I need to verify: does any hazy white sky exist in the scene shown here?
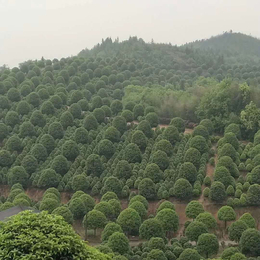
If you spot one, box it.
[0,0,259,67]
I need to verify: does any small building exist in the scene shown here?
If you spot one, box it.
[0,206,40,222]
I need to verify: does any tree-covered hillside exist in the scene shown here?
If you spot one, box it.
[1,33,260,259]
[185,32,260,61]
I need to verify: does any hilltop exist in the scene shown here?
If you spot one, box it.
[185,32,260,60]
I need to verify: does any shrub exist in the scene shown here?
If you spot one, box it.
[107,232,129,255]
[163,126,180,145]
[51,155,69,176]
[38,169,60,188]
[124,143,142,163]
[139,218,165,240]
[173,178,192,200]
[117,208,141,235]
[209,181,226,202]
[62,140,79,161]
[72,175,90,192]
[151,150,169,171]
[101,223,123,242]
[138,178,156,199]
[132,130,147,150]
[170,117,185,133]
[178,162,197,184]
[8,166,29,187]
[52,206,73,224]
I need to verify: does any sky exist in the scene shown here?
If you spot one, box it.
[0,0,259,67]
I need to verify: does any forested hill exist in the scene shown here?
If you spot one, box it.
[78,36,219,71]
[185,32,260,59]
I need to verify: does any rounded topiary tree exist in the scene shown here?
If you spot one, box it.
[93,108,105,123]
[225,123,241,139]
[30,110,46,127]
[196,212,217,230]
[239,213,256,228]
[51,155,69,176]
[218,143,238,162]
[83,210,107,236]
[112,116,127,134]
[200,119,214,135]
[217,206,236,228]
[86,154,103,176]
[173,178,192,200]
[83,114,98,131]
[147,249,167,260]
[62,140,79,161]
[178,162,197,184]
[156,208,179,235]
[72,175,90,192]
[5,111,19,127]
[8,166,29,187]
[0,150,13,167]
[133,104,144,119]
[104,126,120,143]
[52,206,73,224]
[48,122,64,139]
[129,195,149,209]
[156,201,175,213]
[217,156,239,178]
[60,111,74,129]
[37,169,60,188]
[214,166,234,188]
[185,221,208,242]
[21,155,38,175]
[197,233,219,258]
[137,120,153,138]
[98,139,115,158]
[163,126,180,145]
[131,130,147,150]
[240,228,260,256]
[0,123,8,142]
[193,125,209,140]
[107,232,129,255]
[102,177,122,196]
[209,181,226,202]
[247,184,260,206]
[124,143,142,163]
[101,223,123,242]
[94,201,114,220]
[170,117,185,133]
[69,198,86,220]
[6,135,23,152]
[178,248,201,260]
[114,160,132,179]
[190,135,208,154]
[110,100,123,115]
[228,220,248,243]
[17,101,30,115]
[139,218,165,240]
[129,201,147,219]
[185,201,204,220]
[40,134,55,154]
[145,112,159,127]
[144,163,162,183]
[41,101,55,115]
[151,150,169,171]
[184,148,201,169]
[117,208,141,235]
[74,127,88,144]
[138,178,156,199]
